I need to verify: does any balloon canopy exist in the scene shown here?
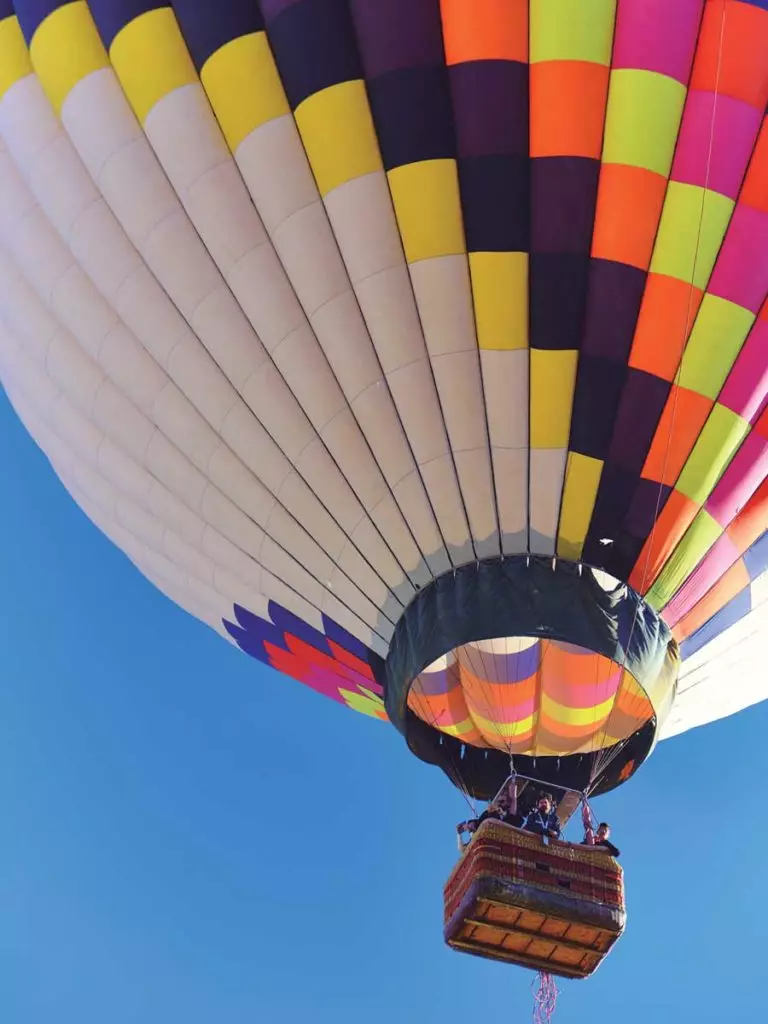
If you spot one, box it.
[1,0,766,798]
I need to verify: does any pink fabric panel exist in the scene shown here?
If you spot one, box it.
[612,0,703,80]
[719,320,768,421]
[672,91,762,198]
[663,532,740,625]
[708,206,768,312]
[706,431,768,527]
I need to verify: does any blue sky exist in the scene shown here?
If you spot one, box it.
[2,386,766,1024]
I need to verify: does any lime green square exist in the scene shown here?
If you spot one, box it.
[650,183,734,289]
[602,70,686,176]
[647,508,722,610]
[676,404,749,505]
[530,0,617,65]
[679,295,754,398]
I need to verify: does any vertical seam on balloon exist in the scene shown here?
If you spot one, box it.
[0,104,397,645]
[552,2,621,566]
[339,9,482,567]
[1,307,392,644]
[438,48,504,560]
[79,12,424,606]
[259,7,471,572]
[636,6,767,600]
[580,4,711,563]
[87,5,433,596]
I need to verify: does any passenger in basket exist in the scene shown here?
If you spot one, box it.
[456,784,522,839]
[522,793,561,839]
[584,821,621,858]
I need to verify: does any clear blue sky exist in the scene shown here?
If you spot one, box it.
[2,386,766,1024]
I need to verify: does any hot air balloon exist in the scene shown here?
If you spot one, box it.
[1,0,767,981]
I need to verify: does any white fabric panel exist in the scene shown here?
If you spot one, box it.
[529,449,568,555]
[661,579,768,740]
[141,86,423,582]
[236,122,452,572]
[409,255,498,553]
[234,113,318,234]
[59,73,422,585]
[480,349,529,551]
[0,301,388,639]
[0,125,404,617]
[1,331,387,651]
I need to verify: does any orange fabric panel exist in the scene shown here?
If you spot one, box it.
[642,387,713,485]
[630,274,703,379]
[689,0,768,109]
[740,116,768,213]
[441,0,528,65]
[591,164,668,269]
[530,61,610,159]
[726,477,768,551]
[672,558,751,642]
[629,490,699,592]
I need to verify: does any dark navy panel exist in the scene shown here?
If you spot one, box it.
[14,0,76,42]
[172,0,264,71]
[680,588,753,660]
[623,476,672,539]
[607,368,671,473]
[743,530,768,580]
[263,0,363,109]
[459,155,529,253]
[88,0,165,51]
[260,0,302,20]
[0,0,15,21]
[582,260,647,361]
[350,0,443,79]
[569,356,628,459]
[529,252,590,350]
[366,64,454,169]
[583,465,639,560]
[449,59,528,159]
[597,530,645,584]
[594,475,672,583]
[530,156,600,254]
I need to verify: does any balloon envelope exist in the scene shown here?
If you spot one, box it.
[0,0,766,795]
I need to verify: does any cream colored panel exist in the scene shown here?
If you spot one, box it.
[353,263,427,375]
[2,299,384,633]
[480,349,529,450]
[234,113,318,234]
[4,334,386,642]
[489,448,528,550]
[324,170,402,284]
[529,448,568,554]
[61,72,422,584]
[410,255,477,357]
[0,96,408,595]
[271,199,350,316]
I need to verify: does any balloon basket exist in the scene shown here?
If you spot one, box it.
[444,820,625,979]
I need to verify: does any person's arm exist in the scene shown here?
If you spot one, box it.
[581,803,594,845]
[549,815,562,838]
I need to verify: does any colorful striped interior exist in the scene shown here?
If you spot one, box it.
[0,1,766,745]
[407,636,656,756]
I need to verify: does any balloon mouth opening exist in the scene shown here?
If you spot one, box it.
[381,556,679,800]
[406,635,657,759]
